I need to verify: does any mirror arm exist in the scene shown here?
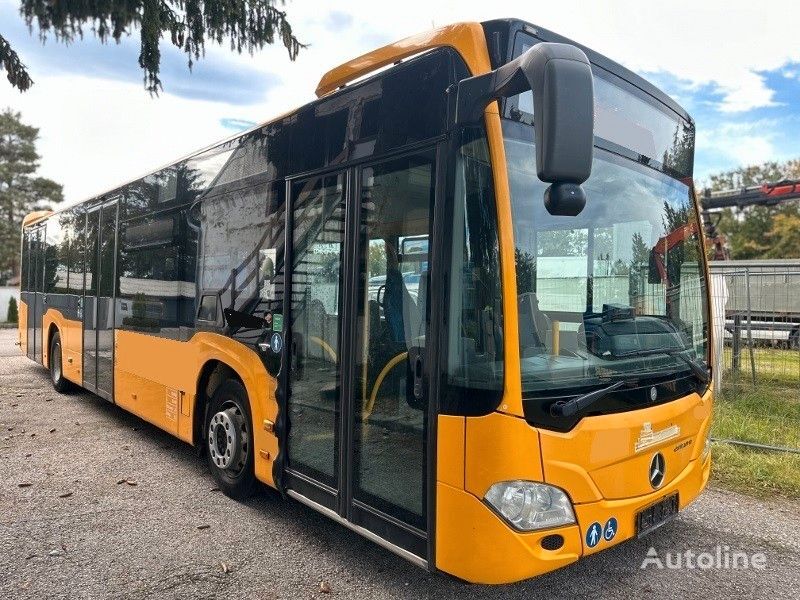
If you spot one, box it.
[453,56,530,126]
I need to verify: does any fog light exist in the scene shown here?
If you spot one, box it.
[484,481,575,531]
[702,434,711,462]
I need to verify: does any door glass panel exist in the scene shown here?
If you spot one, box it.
[97,203,117,396]
[83,210,99,389]
[352,152,434,530]
[288,174,346,488]
[27,228,42,360]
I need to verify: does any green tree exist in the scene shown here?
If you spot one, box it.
[2,1,304,94]
[704,158,800,259]
[0,108,63,279]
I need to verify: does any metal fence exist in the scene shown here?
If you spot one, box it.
[709,260,800,453]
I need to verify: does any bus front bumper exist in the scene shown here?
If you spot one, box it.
[436,449,711,584]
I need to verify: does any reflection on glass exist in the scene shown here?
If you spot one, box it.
[446,127,504,393]
[510,34,694,175]
[352,154,434,530]
[503,120,708,395]
[287,174,345,487]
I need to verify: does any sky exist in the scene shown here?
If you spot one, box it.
[1,0,800,205]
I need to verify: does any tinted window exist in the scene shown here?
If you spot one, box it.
[21,230,30,292]
[117,207,197,339]
[444,126,504,413]
[44,216,66,293]
[198,179,285,321]
[67,209,85,294]
[507,33,694,176]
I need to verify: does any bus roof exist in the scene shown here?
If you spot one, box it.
[22,210,54,229]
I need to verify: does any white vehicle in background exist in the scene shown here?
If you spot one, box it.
[709,259,800,350]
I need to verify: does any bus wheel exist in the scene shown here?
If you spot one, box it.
[205,379,256,500]
[49,332,73,393]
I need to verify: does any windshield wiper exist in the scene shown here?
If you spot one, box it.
[550,380,625,417]
[615,346,710,386]
[668,351,710,385]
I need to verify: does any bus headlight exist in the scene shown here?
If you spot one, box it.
[484,481,575,531]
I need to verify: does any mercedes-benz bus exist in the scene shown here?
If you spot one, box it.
[18,19,712,583]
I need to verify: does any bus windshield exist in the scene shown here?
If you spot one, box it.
[502,120,709,396]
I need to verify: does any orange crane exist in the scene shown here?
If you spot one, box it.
[699,178,800,260]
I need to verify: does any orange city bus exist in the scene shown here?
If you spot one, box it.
[17,19,712,584]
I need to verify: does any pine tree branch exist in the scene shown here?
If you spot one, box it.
[0,33,33,91]
[19,0,305,95]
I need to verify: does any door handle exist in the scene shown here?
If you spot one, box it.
[412,353,424,401]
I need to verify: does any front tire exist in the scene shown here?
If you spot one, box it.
[204,379,256,500]
[49,332,73,393]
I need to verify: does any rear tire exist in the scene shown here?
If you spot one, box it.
[204,379,256,500]
[49,332,74,393]
[789,327,800,351]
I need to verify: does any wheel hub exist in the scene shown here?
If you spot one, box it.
[208,406,248,472]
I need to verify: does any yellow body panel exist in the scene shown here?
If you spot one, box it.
[437,415,465,489]
[539,390,712,503]
[18,299,27,356]
[114,330,279,487]
[436,481,583,584]
[438,392,712,582]
[42,308,83,384]
[316,22,492,97]
[464,411,544,498]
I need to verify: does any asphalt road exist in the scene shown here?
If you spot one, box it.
[1,328,798,599]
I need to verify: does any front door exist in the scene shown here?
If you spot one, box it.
[83,200,118,399]
[285,149,436,559]
[27,225,44,362]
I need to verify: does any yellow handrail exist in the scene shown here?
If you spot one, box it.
[308,335,337,362]
[363,351,408,419]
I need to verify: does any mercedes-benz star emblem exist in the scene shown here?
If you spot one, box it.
[649,452,666,489]
[650,386,658,402]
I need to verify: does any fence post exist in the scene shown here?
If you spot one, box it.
[732,314,741,373]
[744,268,757,385]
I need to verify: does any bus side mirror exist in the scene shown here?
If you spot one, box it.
[455,42,594,216]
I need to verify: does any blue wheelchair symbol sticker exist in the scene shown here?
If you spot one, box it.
[603,517,618,542]
[270,332,283,354]
[586,522,602,548]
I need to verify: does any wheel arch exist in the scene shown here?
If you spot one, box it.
[193,359,245,452]
[45,321,59,369]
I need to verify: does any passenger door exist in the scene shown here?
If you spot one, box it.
[27,225,45,362]
[285,173,346,504]
[83,200,118,399]
[284,150,436,559]
[347,152,434,556]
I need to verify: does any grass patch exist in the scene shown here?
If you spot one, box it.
[721,346,800,385]
[711,443,800,500]
[711,372,800,500]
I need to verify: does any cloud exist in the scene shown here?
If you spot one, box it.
[0,74,272,204]
[219,118,257,131]
[324,11,354,30]
[699,122,777,166]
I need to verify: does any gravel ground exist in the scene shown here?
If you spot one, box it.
[1,328,798,599]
